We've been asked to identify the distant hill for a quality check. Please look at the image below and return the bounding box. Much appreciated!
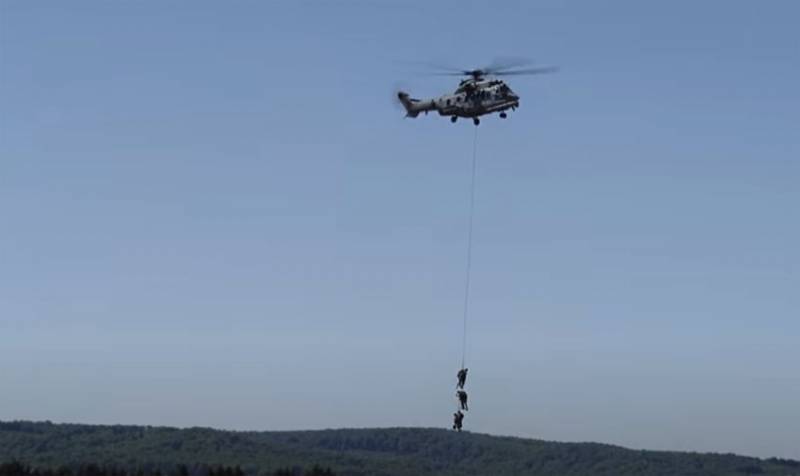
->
[1,420,798,476]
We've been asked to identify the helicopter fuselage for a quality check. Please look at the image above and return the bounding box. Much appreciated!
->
[398,79,520,124]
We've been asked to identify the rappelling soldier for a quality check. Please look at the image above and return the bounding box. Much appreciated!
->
[457,390,469,411]
[452,410,464,432]
[457,368,468,389]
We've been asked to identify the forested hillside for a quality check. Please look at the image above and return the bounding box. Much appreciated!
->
[1,421,797,476]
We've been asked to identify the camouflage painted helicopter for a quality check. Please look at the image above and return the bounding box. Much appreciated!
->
[397,60,557,126]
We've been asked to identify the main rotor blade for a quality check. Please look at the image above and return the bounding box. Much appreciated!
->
[429,72,473,76]
[493,66,559,76]
[401,58,557,78]
[483,57,535,73]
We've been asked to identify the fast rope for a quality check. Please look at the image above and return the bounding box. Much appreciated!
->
[452,126,478,433]
[461,125,478,370]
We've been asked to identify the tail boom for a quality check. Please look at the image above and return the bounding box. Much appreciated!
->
[397,91,436,118]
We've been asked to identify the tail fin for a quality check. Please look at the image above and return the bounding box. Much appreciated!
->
[397,91,420,118]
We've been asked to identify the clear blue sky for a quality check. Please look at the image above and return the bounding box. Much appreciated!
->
[2,0,799,460]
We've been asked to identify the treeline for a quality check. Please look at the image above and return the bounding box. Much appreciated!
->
[0,462,336,476]
[3,420,799,476]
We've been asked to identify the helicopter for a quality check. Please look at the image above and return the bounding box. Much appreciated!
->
[396,60,557,125]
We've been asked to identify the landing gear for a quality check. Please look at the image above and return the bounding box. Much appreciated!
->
[473,117,480,126]
[451,116,457,123]
[499,112,507,119]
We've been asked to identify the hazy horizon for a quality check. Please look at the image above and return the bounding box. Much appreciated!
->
[2,0,798,460]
